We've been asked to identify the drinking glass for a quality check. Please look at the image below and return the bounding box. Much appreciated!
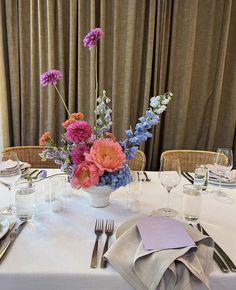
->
[214,148,233,199]
[182,184,202,221]
[127,171,142,212]
[0,152,21,215]
[157,157,181,217]
[193,164,209,191]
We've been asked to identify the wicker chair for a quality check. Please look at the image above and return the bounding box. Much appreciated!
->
[2,146,59,168]
[160,149,227,172]
[127,150,146,171]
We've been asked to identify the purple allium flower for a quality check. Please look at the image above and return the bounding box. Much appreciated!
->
[40,69,62,86]
[71,144,89,165]
[65,121,92,143]
[83,28,104,49]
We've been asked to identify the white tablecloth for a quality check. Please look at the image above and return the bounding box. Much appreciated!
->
[0,171,236,290]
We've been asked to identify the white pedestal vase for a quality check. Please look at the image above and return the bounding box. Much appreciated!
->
[83,185,113,207]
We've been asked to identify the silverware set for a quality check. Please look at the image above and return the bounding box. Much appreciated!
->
[137,171,151,182]
[24,169,45,180]
[90,219,114,268]
[0,221,27,263]
[194,223,236,273]
[181,171,194,184]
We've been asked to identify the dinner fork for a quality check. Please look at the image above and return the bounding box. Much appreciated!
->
[100,219,114,268]
[90,219,104,268]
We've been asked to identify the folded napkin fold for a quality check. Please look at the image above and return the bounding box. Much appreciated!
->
[105,221,213,290]
[207,165,236,183]
[19,161,31,177]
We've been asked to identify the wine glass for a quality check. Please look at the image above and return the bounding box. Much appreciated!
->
[156,157,181,217]
[214,148,233,199]
[0,152,21,215]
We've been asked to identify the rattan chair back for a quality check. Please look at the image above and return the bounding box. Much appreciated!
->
[3,146,59,168]
[127,150,146,171]
[160,149,227,172]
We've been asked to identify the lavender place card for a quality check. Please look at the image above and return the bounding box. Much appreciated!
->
[137,216,195,251]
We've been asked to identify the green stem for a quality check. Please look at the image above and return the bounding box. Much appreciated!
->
[54,85,70,116]
[95,46,98,129]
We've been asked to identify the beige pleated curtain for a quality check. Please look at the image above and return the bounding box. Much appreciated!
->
[0,0,235,169]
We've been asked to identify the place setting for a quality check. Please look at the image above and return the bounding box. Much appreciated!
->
[0,7,235,290]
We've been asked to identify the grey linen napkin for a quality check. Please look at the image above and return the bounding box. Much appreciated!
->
[105,222,214,290]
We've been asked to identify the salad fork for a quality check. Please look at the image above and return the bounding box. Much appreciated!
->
[100,219,114,268]
[90,219,104,268]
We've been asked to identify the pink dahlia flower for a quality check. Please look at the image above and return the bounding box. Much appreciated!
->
[40,69,62,86]
[66,121,92,143]
[71,144,89,165]
[70,161,102,188]
[85,139,126,172]
[83,28,104,49]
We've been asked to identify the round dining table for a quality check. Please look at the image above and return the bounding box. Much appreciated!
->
[0,170,235,290]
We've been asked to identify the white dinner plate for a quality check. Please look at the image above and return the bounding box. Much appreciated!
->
[209,178,236,187]
[0,216,10,239]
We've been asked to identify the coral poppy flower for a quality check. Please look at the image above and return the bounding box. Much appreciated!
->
[85,139,126,172]
[71,161,102,188]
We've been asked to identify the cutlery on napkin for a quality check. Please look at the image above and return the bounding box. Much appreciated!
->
[191,223,229,273]
[197,223,236,272]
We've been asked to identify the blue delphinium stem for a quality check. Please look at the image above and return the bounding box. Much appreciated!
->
[122,92,173,160]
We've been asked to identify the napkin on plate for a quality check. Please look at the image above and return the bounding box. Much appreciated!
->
[19,161,31,177]
[105,218,213,290]
[207,165,236,183]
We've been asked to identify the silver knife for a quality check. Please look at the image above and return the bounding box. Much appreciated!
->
[198,223,236,272]
[0,221,16,243]
[191,223,229,273]
[0,221,27,263]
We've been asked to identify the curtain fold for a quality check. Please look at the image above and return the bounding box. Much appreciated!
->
[0,0,235,168]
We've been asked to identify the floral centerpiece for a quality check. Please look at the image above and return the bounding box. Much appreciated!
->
[39,28,172,206]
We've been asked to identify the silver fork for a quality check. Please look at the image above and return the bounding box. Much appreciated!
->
[100,219,114,268]
[90,219,104,268]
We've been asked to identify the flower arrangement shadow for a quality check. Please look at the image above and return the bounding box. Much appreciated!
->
[39,28,172,198]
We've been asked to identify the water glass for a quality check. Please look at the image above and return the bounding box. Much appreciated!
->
[15,182,36,220]
[194,164,209,190]
[49,176,67,212]
[182,184,202,221]
[127,171,142,212]
[34,178,51,216]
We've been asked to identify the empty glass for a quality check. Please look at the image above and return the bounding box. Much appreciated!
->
[214,148,233,199]
[49,176,67,212]
[156,157,181,217]
[0,152,21,215]
[194,164,209,191]
[127,171,142,212]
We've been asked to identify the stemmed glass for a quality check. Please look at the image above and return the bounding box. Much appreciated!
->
[214,148,233,199]
[156,157,181,217]
[0,152,21,215]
